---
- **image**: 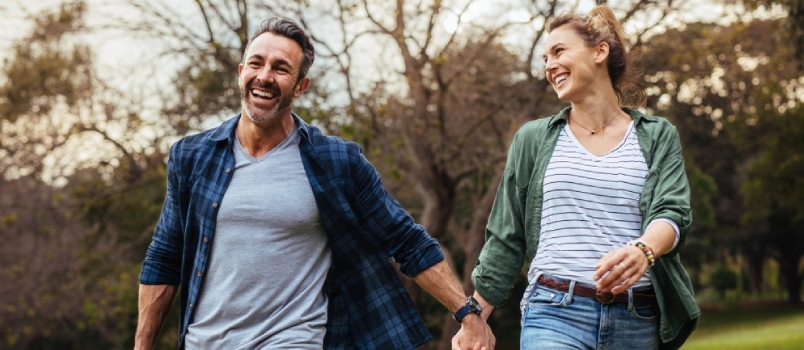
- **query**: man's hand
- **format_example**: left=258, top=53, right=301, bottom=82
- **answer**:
left=451, top=314, right=495, bottom=350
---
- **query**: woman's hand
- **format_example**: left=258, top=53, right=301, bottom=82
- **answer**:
left=593, top=245, right=650, bottom=294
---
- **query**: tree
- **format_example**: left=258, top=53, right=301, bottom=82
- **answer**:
left=0, top=1, right=176, bottom=348
left=740, top=106, right=804, bottom=304
left=743, top=0, right=804, bottom=71
left=710, top=265, right=739, bottom=299
left=641, top=16, right=804, bottom=302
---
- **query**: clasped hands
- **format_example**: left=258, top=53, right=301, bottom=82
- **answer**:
left=451, top=313, right=495, bottom=350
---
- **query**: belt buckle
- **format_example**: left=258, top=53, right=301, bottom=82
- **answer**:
left=595, top=290, right=616, bottom=304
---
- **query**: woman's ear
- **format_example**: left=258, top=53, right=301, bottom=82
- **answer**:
left=595, top=41, right=610, bottom=64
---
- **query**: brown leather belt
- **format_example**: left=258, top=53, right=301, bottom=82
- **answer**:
left=537, top=275, right=657, bottom=305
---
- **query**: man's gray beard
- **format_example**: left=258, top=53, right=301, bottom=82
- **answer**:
left=241, top=90, right=295, bottom=124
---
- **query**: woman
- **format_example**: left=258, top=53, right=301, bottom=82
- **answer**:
left=454, top=5, right=699, bottom=350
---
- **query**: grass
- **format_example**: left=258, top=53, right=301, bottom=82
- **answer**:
left=682, top=300, right=804, bottom=350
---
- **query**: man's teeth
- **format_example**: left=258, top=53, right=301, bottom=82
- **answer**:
left=557, top=75, right=568, bottom=84
left=252, top=89, right=276, bottom=98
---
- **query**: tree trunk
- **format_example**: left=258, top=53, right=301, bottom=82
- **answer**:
left=742, top=254, right=764, bottom=295
left=777, top=255, right=803, bottom=304
left=436, top=168, right=504, bottom=350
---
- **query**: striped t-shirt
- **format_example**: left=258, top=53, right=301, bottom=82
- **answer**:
left=528, top=121, right=652, bottom=287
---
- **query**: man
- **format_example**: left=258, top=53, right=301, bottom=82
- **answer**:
left=134, top=17, right=494, bottom=350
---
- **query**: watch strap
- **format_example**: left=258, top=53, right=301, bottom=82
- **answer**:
left=453, top=296, right=482, bottom=323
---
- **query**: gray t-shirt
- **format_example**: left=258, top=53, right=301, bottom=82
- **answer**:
left=185, top=126, right=332, bottom=349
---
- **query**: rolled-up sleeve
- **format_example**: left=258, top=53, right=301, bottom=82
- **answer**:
left=649, top=126, right=692, bottom=257
left=350, top=150, right=443, bottom=278
left=139, top=143, right=184, bottom=285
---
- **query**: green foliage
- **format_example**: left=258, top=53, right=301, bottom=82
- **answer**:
left=0, top=0, right=90, bottom=123
left=642, top=16, right=804, bottom=303
left=710, top=265, right=739, bottom=299
left=681, top=160, right=719, bottom=288
left=742, top=0, right=804, bottom=71
left=739, top=105, right=804, bottom=303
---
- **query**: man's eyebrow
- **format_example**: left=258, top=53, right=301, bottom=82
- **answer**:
left=247, top=53, right=293, bottom=66
left=246, top=54, right=264, bottom=62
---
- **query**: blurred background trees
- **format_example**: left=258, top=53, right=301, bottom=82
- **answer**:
left=1, top=0, right=803, bottom=349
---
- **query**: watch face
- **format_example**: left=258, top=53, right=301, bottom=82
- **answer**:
left=467, top=296, right=482, bottom=314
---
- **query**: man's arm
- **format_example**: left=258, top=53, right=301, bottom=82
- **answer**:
left=134, top=284, right=178, bottom=350
left=413, top=260, right=495, bottom=350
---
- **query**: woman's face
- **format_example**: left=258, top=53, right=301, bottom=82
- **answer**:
left=543, top=26, right=605, bottom=102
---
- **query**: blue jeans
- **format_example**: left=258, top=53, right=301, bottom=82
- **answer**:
left=521, top=275, right=660, bottom=350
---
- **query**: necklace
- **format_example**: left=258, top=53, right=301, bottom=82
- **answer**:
left=570, top=113, right=618, bottom=135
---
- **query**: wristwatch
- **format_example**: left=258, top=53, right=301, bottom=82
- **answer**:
left=453, top=296, right=483, bottom=323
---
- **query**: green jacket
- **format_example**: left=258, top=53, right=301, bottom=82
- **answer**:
left=472, top=107, right=699, bottom=349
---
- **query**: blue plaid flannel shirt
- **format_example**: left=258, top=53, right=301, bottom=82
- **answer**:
left=140, top=114, right=445, bottom=349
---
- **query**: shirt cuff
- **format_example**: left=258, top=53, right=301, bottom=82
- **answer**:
left=647, top=218, right=680, bottom=250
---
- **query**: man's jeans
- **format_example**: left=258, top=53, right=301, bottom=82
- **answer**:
left=521, top=275, right=660, bottom=350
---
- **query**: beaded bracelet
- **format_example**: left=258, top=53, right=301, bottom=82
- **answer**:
left=627, top=240, right=655, bottom=267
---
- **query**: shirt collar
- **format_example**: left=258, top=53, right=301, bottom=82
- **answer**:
left=205, top=112, right=312, bottom=143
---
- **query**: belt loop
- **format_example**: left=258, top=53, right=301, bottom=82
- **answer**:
left=565, top=280, right=576, bottom=305
left=627, top=288, right=635, bottom=312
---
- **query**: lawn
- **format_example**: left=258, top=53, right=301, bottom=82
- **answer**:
left=682, top=300, right=804, bottom=350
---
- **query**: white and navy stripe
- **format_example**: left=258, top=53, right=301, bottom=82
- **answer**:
left=529, top=121, right=653, bottom=287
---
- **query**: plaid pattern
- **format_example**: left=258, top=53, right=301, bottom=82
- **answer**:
left=140, top=114, right=443, bottom=349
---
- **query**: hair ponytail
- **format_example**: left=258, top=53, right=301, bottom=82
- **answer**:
left=546, top=5, right=646, bottom=107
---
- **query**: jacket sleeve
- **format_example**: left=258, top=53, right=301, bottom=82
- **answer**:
left=650, top=124, right=692, bottom=258
left=139, top=142, right=184, bottom=285
left=472, top=130, right=530, bottom=306
left=350, top=148, right=444, bottom=278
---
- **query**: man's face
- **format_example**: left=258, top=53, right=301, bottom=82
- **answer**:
left=238, top=32, right=308, bottom=125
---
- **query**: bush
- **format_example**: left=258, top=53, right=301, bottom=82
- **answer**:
left=710, top=265, right=738, bottom=299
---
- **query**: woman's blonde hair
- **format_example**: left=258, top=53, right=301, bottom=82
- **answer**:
left=546, top=5, right=646, bottom=107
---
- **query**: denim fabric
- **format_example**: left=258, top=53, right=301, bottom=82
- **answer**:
left=521, top=274, right=660, bottom=350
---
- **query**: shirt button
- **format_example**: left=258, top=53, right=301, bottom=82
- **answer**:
left=197, top=271, right=202, bottom=277
left=189, top=304, right=193, bottom=309
left=226, top=168, right=231, bottom=173
left=212, top=202, right=218, bottom=208
left=204, top=237, right=209, bottom=243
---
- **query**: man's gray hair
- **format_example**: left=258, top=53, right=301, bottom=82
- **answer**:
left=243, top=17, right=315, bottom=81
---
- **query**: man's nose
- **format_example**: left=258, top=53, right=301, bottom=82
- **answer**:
left=256, top=66, right=277, bottom=82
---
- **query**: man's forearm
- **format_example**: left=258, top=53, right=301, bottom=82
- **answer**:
left=413, top=260, right=466, bottom=311
left=134, top=284, right=178, bottom=350
left=417, top=260, right=496, bottom=349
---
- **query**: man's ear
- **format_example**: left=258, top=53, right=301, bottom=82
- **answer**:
left=294, top=76, right=310, bottom=97
left=595, top=41, right=610, bottom=64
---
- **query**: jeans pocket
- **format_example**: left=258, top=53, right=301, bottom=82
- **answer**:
left=528, top=286, right=565, bottom=306
left=630, top=303, right=659, bottom=320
